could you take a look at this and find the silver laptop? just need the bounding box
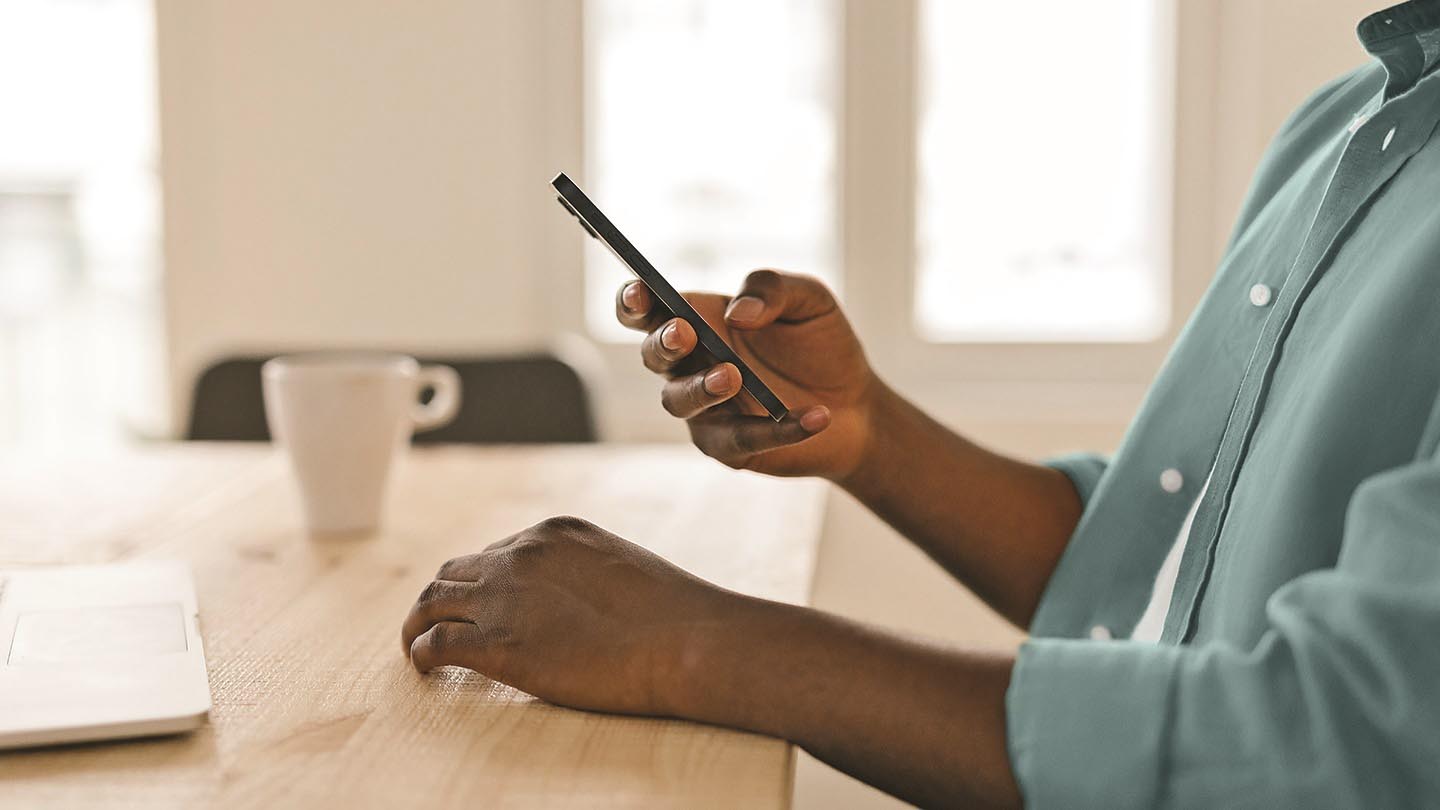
[0,560,211,749]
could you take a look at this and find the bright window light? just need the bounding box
[0,0,162,448]
[583,0,839,340]
[915,0,1169,342]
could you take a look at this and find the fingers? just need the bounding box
[724,269,837,331]
[409,621,490,673]
[401,578,484,654]
[435,553,486,582]
[640,317,699,374]
[660,363,741,418]
[615,281,668,333]
[690,406,832,468]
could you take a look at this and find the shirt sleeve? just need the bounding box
[1007,450,1440,808]
[1044,452,1110,511]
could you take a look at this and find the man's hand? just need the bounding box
[401,515,736,716]
[616,269,878,481]
[400,514,1022,809]
[616,267,1081,626]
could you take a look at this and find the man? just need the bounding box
[401,3,1440,806]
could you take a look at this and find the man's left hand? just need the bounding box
[401,515,736,716]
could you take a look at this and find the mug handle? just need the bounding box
[412,365,461,433]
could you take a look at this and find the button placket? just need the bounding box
[1158,75,1440,645]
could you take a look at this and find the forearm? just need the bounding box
[838,384,1082,627]
[669,596,1020,810]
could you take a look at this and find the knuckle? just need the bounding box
[535,514,590,534]
[495,625,521,652]
[483,619,518,654]
[688,372,711,406]
[506,538,546,565]
[660,385,683,418]
[640,333,669,370]
[664,375,707,417]
[806,275,835,300]
[495,619,518,645]
[435,556,464,580]
[745,268,782,289]
[428,622,454,649]
[418,579,447,606]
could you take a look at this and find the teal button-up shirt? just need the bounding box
[1007,2,1440,806]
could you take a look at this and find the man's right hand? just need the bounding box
[616,269,880,481]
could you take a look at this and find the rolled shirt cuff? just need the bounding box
[1043,452,1110,510]
[1006,637,1184,809]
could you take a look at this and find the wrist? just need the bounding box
[650,589,754,719]
[833,378,905,493]
[658,593,824,737]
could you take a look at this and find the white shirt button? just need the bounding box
[1160,468,1184,494]
[1382,126,1396,151]
[1089,625,1113,641]
[1248,283,1273,307]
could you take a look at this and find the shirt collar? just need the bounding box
[1359,0,1440,96]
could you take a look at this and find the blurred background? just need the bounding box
[0,0,1378,805]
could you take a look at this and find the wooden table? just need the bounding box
[0,444,828,809]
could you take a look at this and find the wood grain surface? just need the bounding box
[0,443,828,809]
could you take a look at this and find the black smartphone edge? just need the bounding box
[550,172,789,421]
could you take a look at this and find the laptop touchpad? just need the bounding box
[8,603,188,667]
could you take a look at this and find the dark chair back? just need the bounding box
[186,354,596,443]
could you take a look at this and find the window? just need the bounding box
[580,0,1172,348]
[583,0,840,339]
[0,0,162,448]
[915,0,1169,342]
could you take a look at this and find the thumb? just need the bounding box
[724,269,837,330]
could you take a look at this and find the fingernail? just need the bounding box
[799,406,831,433]
[621,282,643,312]
[661,321,682,350]
[726,296,764,324]
[704,366,734,395]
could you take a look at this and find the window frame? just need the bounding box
[840,1,1188,388]
[549,0,1222,432]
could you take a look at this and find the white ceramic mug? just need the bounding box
[261,353,460,533]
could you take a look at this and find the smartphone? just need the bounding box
[551,172,789,421]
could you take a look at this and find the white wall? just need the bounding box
[155,0,576,428]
